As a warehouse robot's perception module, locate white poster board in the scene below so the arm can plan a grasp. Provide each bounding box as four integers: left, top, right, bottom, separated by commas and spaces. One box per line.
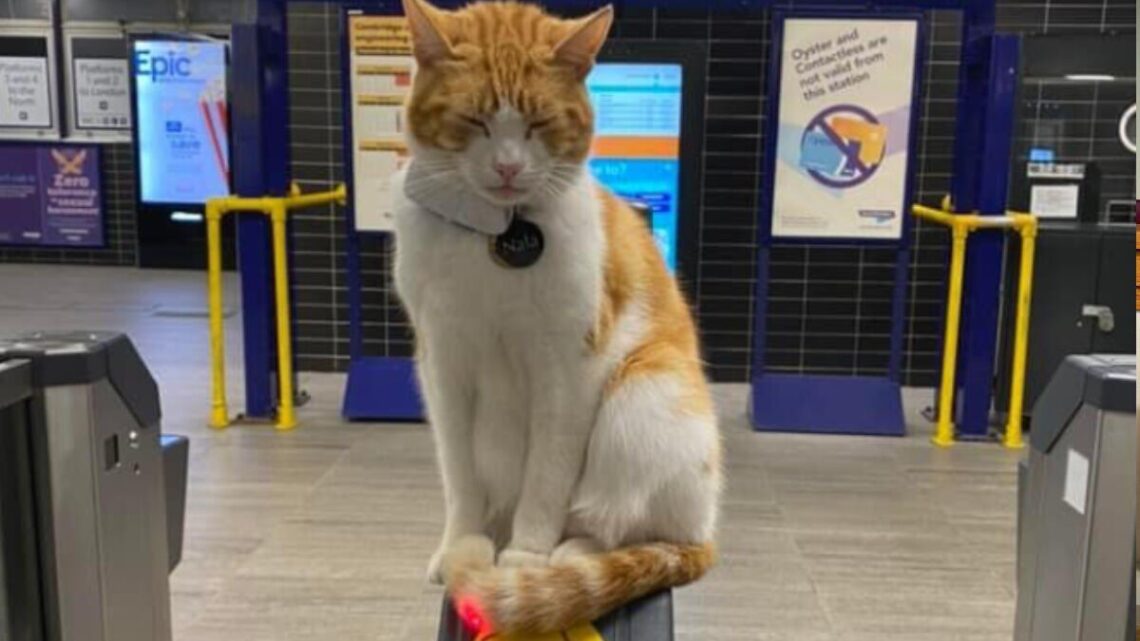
0, 28, 58, 140
348, 14, 415, 232
73, 58, 130, 131
771, 18, 918, 240
0, 55, 50, 127
63, 31, 132, 142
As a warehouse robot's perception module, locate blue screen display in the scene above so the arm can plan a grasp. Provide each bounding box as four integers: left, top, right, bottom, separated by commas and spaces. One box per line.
133, 40, 230, 205
586, 63, 683, 270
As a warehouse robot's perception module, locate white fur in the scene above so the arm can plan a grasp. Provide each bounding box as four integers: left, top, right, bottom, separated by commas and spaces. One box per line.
393, 110, 719, 582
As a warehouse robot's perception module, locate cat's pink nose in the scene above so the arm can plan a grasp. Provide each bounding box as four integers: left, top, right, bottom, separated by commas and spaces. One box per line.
493, 162, 523, 182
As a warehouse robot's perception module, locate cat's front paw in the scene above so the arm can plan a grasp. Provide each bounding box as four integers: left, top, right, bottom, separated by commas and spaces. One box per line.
497, 547, 549, 569
427, 546, 448, 584
428, 535, 496, 585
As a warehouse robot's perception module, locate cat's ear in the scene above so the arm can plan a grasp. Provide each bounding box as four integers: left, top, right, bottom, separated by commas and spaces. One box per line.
402, 0, 454, 65
553, 5, 614, 77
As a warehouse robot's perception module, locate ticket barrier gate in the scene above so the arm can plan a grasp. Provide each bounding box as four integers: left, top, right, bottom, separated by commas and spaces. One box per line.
0, 332, 187, 641
1014, 354, 1136, 641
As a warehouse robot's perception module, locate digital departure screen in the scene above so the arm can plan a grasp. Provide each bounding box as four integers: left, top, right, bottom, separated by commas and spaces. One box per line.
586, 63, 683, 270
133, 39, 229, 205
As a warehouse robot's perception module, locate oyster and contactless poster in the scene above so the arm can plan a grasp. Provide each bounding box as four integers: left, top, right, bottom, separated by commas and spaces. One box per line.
0, 144, 103, 246
771, 18, 918, 240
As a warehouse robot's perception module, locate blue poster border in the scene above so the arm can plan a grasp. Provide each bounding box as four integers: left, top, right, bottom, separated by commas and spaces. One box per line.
340, 6, 425, 422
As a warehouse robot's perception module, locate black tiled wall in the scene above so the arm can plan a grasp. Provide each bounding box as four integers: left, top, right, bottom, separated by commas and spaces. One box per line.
286, 1, 1136, 383
1016, 77, 1136, 220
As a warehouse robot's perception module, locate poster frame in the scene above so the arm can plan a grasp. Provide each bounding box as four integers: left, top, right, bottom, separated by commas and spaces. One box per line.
758, 10, 924, 246
749, 9, 927, 436
0, 22, 59, 140
63, 26, 132, 142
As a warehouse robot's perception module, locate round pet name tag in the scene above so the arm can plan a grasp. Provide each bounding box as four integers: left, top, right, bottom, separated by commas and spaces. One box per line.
490, 218, 544, 268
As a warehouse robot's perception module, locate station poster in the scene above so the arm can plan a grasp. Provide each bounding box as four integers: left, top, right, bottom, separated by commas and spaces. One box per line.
0, 36, 52, 128
771, 18, 918, 240
0, 144, 103, 247
348, 14, 415, 232
74, 57, 131, 130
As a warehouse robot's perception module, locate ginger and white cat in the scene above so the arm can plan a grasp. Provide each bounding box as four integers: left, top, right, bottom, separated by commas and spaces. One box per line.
391, 0, 722, 634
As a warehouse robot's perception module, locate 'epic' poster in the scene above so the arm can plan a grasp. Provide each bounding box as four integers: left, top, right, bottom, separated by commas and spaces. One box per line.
0, 144, 103, 247
133, 39, 229, 205
771, 18, 918, 240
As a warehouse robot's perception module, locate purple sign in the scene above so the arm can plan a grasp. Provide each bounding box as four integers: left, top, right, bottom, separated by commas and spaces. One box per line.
0, 144, 103, 247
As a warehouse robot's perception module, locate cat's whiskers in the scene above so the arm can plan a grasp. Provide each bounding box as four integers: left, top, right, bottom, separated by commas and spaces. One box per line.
539, 164, 579, 197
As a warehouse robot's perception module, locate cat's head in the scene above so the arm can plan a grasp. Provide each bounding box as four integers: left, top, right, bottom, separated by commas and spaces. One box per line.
402, 0, 613, 207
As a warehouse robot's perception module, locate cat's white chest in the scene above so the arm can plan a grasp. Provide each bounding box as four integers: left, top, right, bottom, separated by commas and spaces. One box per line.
391, 170, 603, 343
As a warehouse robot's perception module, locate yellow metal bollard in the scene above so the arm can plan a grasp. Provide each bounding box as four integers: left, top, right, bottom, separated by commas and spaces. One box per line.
933, 223, 968, 447
269, 201, 296, 431
205, 183, 347, 430
206, 201, 229, 429
1002, 220, 1036, 449
911, 203, 1038, 447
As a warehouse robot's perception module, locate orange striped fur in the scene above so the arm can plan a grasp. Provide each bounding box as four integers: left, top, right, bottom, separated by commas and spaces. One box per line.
595, 188, 712, 415
404, 0, 604, 162
445, 537, 717, 634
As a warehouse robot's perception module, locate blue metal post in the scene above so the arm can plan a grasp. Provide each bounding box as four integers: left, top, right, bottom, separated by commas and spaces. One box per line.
231, 0, 291, 419
948, 30, 1018, 438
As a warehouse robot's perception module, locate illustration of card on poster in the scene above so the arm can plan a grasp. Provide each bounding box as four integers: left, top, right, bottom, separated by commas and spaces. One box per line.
74, 58, 130, 130
771, 18, 918, 240
0, 54, 51, 127
348, 15, 415, 233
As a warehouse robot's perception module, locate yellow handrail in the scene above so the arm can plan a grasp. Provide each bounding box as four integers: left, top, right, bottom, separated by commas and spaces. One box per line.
206, 182, 347, 430
912, 201, 1037, 449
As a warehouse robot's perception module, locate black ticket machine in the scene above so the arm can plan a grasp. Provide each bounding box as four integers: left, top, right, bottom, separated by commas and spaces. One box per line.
1009, 161, 1101, 222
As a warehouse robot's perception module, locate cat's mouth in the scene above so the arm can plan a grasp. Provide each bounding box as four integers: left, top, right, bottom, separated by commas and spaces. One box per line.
484, 184, 529, 202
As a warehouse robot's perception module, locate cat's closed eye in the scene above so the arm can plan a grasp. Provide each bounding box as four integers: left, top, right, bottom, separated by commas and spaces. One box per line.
525, 118, 553, 140
461, 115, 491, 137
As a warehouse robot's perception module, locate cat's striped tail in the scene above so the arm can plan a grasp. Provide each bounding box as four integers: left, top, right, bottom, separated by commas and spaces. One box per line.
444, 538, 716, 635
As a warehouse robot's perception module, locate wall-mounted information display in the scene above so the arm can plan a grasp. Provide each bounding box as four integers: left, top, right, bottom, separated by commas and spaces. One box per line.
0, 34, 53, 132
586, 63, 683, 270
68, 35, 131, 138
0, 144, 103, 246
347, 14, 414, 232
132, 38, 229, 205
